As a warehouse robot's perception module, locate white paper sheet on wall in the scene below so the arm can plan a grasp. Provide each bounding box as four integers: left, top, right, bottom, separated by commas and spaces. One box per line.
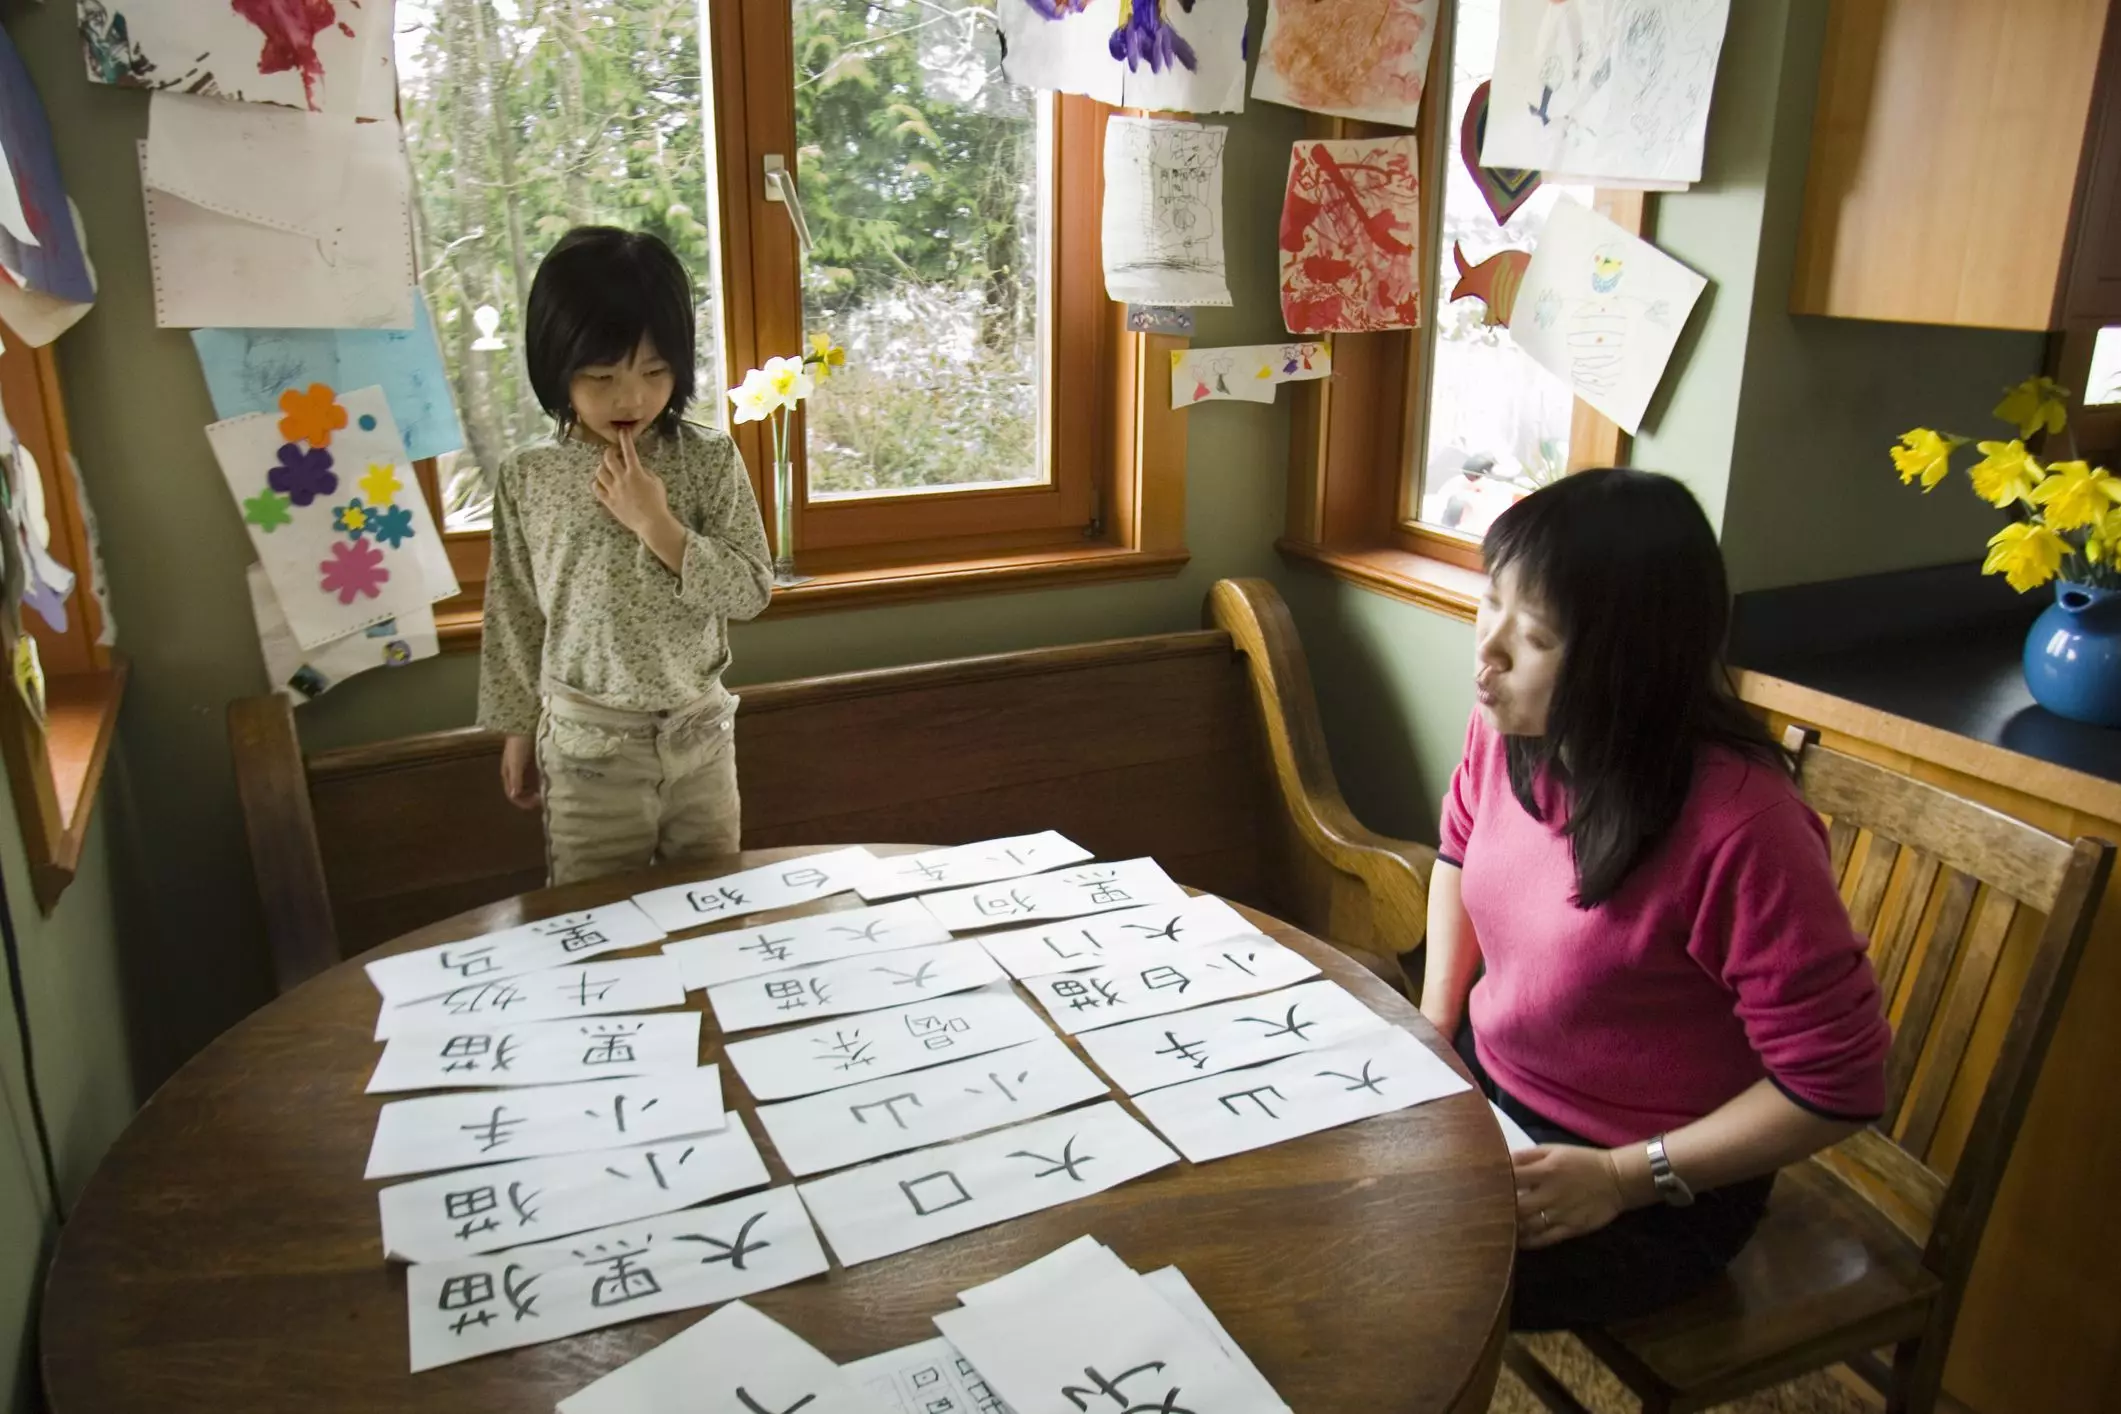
665, 899, 953, 991
995, 0, 1250, 113
374, 955, 687, 1040
1482, 0, 1732, 185
379, 1120, 770, 1263
793, 1102, 1177, 1266
405, 1185, 828, 1372
140, 124, 414, 329
246, 563, 438, 704
1251, 0, 1441, 127
364, 1068, 726, 1180
1101, 119, 1232, 307
365, 1012, 703, 1094
754, 1035, 1109, 1177
558, 1300, 888, 1414
81, 0, 399, 118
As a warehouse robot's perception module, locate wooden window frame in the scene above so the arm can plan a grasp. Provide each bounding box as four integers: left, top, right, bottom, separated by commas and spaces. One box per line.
0, 334, 126, 914
422, 2, 1186, 648
1278, 4, 1647, 622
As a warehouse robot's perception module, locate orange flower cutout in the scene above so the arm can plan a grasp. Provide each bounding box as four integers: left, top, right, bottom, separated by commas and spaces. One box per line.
278, 383, 349, 448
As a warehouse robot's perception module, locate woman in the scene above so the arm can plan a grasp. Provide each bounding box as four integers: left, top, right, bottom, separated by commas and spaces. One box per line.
1421, 469, 1891, 1330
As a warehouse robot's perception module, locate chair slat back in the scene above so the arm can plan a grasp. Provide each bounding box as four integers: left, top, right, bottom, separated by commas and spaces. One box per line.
1781, 727, 2112, 1306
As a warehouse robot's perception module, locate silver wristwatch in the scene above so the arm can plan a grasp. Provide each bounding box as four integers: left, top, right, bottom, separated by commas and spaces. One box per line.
1647, 1135, 1695, 1207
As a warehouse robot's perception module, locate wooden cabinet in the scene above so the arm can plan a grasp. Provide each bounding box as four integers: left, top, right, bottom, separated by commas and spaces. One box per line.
1792, 0, 2116, 333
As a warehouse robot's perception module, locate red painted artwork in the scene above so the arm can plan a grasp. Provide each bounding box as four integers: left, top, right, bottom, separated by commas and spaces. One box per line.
1278, 135, 1422, 335
230, 0, 341, 110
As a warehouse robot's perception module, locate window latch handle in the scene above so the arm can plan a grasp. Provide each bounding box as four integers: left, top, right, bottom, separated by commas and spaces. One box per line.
763, 156, 813, 258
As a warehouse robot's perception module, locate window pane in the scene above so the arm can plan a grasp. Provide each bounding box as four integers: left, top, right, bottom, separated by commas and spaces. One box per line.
792, 0, 1047, 500
396, 0, 730, 532
1416, 0, 1591, 541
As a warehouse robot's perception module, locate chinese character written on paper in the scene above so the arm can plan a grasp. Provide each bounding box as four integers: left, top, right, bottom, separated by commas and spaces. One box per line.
533, 917, 611, 954
441, 1033, 519, 1075
903, 1012, 971, 1051
438, 945, 499, 979
814, 1028, 877, 1072
1061, 1363, 1194, 1414
581, 1023, 644, 1066
438, 1263, 539, 1335
767, 976, 833, 1012
1052, 978, 1120, 1012
585, 1093, 658, 1136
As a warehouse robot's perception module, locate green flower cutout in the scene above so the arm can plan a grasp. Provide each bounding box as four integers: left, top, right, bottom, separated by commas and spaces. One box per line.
244, 488, 295, 532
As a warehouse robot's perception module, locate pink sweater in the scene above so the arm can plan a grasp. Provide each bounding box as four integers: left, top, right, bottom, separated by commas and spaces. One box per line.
1439, 713, 1890, 1147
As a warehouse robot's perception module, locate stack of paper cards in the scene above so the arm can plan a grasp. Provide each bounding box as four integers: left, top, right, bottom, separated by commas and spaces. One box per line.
664, 900, 951, 990
1020, 938, 1319, 1035
854, 831, 1092, 901
722, 985, 1056, 1102
919, 859, 1189, 933
559, 1300, 885, 1414
846, 1337, 1009, 1414
365, 902, 668, 1005
633, 848, 881, 934
933, 1237, 1290, 1414
1131, 1027, 1471, 1163
705, 941, 1006, 1035
794, 1103, 1178, 1267
406, 1185, 828, 1371
978, 895, 1255, 979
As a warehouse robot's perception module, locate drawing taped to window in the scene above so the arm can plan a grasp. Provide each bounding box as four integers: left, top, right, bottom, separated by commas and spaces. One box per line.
1480, 0, 1732, 186
1507, 196, 1706, 436
1101, 118, 1233, 307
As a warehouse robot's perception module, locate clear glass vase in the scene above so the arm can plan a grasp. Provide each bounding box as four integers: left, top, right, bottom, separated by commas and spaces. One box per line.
771, 457, 802, 587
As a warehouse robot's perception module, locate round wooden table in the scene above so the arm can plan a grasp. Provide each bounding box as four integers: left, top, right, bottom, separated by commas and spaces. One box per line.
43, 847, 1516, 1413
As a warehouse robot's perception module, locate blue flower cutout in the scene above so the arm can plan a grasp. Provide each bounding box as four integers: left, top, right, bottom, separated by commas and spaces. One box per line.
368, 502, 416, 549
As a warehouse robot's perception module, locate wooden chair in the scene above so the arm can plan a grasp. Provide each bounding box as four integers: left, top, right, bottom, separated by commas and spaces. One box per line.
1508, 725, 2114, 1414
229, 577, 1436, 995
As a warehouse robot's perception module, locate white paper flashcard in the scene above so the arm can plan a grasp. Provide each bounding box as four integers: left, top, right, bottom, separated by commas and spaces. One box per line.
406, 1185, 828, 1372
1132, 1026, 1470, 1163
558, 1299, 887, 1414
934, 1258, 1288, 1414
755, 1037, 1109, 1178
1492, 1101, 1539, 1152
1075, 980, 1389, 1094
1021, 939, 1319, 1036
707, 942, 1007, 1036
365, 1069, 726, 1180
1141, 1266, 1276, 1395
379, 1121, 770, 1263
375, 955, 686, 1040
978, 896, 1255, 979
1483, 0, 1732, 185
920, 859, 1190, 934
845, 1338, 1013, 1414
854, 831, 1093, 902
1509, 197, 1709, 436
725, 985, 1055, 1103
1102, 119, 1232, 307
795, 1103, 1177, 1267
366, 903, 668, 1005
366, 1013, 702, 1095
633, 848, 881, 934
665, 900, 953, 991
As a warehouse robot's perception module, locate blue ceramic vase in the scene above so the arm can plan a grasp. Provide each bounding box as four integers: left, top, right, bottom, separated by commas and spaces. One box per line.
2024, 581, 2121, 727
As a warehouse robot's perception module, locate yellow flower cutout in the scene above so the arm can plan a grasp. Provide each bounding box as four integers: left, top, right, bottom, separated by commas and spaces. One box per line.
1967, 439, 2045, 507
807, 332, 846, 379
359, 462, 403, 507
1994, 376, 2070, 439
1984, 521, 2070, 593
1891, 428, 1962, 490
2028, 460, 2121, 530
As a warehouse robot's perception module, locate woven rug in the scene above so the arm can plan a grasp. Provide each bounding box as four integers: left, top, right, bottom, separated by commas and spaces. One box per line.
1491, 1334, 1879, 1413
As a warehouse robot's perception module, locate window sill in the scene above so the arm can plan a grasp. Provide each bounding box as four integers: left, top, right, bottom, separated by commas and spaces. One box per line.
1, 657, 129, 914
434, 544, 1191, 651
1277, 539, 1482, 624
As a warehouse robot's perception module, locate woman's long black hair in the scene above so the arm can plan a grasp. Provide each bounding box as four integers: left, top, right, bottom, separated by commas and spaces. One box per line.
524, 226, 696, 438
1484, 468, 1787, 909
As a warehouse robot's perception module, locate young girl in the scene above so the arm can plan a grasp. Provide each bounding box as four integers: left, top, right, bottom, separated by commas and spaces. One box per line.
1421, 469, 1891, 1329
479, 227, 772, 886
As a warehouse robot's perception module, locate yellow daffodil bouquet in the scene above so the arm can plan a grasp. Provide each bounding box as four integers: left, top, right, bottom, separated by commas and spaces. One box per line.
728, 333, 845, 583
1892, 376, 2115, 593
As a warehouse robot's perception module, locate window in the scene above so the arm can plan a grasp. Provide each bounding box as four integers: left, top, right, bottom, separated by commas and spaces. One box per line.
395, 0, 1178, 626
1281, 0, 1641, 610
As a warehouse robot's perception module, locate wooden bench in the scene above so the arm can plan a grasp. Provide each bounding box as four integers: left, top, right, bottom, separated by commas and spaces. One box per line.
229, 578, 1436, 993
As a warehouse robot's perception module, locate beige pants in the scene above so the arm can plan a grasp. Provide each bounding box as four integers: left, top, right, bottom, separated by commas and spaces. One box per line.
536, 686, 741, 887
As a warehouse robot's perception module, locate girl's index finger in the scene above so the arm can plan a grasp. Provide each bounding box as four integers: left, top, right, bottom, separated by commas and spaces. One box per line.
619, 426, 642, 472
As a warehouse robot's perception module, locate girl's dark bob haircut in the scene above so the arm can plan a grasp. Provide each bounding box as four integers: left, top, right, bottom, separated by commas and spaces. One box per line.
1483, 467, 1788, 909
524, 226, 696, 437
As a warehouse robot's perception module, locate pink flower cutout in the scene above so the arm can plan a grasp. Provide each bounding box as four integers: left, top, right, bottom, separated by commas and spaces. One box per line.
319, 539, 390, 604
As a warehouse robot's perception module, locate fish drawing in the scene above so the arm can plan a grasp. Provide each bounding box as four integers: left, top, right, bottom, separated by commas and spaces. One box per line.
1449, 243, 1533, 327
